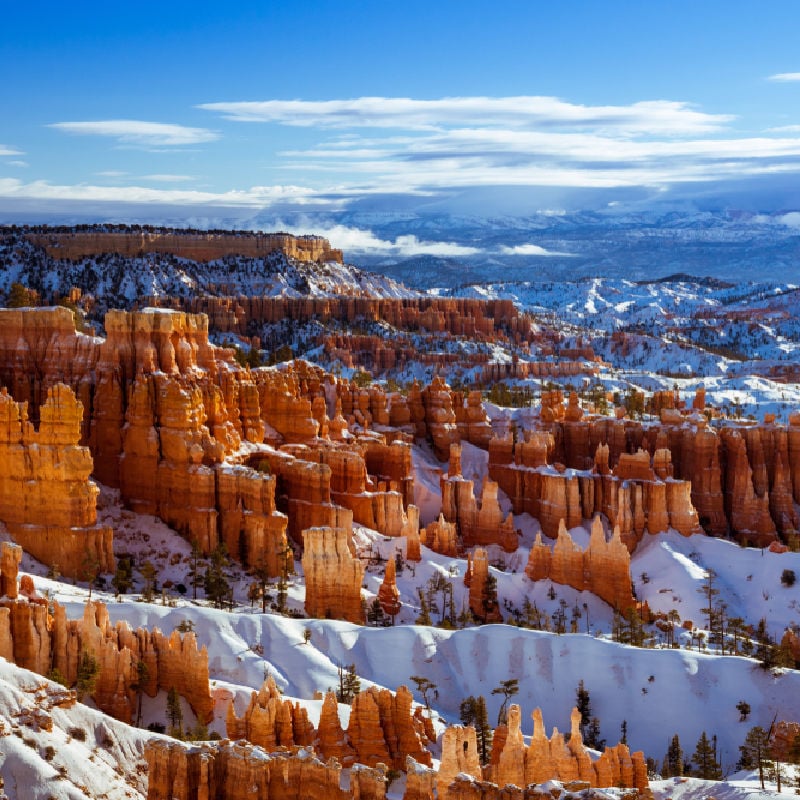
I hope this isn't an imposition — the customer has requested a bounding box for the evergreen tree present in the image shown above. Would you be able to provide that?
[410,675,437,712]
[491,678,519,725]
[132,660,149,727]
[459,695,492,764]
[203,543,231,609]
[336,663,361,704]
[367,598,386,627]
[112,557,133,597]
[481,573,498,621]
[76,649,99,701]
[576,680,592,732]
[691,731,722,779]
[620,720,628,746]
[662,734,683,778]
[167,686,184,738]
[738,726,771,789]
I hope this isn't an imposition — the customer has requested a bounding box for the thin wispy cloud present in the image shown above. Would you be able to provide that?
[767,72,800,82]
[199,96,732,136]
[49,120,219,147]
[6,160,28,168]
[0,178,327,207]
[0,145,24,157]
[140,174,195,182]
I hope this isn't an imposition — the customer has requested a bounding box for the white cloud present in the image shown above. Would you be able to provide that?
[499,243,570,256]
[767,72,800,82]
[0,178,328,207]
[6,160,28,168]
[199,96,731,136]
[140,174,195,182]
[779,212,800,228]
[95,170,129,177]
[49,120,219,147]
[274,221,480,256]
[0,145,23,157]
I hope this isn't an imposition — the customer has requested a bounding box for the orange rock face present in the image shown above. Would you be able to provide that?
[1,564,212,724]
[30,229,344,264]
[441,444,517,552]
[467,548,502,623]
[441,705,648,796]
[0,541,22,599]
[302,527,365,623]
[0,384,113,577]
[226,675,314,750]
[525,517,636,612]
[145,739,388,800]
[378,557,402,619]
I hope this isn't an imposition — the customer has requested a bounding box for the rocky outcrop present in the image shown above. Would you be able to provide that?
[525,517,636,612]
[441,705,648,794]
[302,527,365,623]
[1,565,212,724]
[442,444,517,552]
[145,739,388,800]
[0,541,22,599]
[378,557,402,620]
[0,384,113,577]
[467,548,502,623]
[226,675,314,750]
[30,229,344,264]
[421,514,459,557]
[489,433,701,547]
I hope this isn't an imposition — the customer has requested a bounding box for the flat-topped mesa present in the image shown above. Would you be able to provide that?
[0,384,113,577]
[526,517,636,612]
[28,229,344,264]
[302,526,365,623]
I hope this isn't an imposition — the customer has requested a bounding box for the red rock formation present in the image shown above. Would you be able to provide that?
[0,384,113,577]
[468,548,502,623]
[378,557,402,619]
[721,428,777,546]
[302,527,365,623]
[525,517,636,612]
[421,378,459,460]
[442,444,516,552]
[347,685,432,770]
[226,675,314,750]
[421,514,459,557]
[30,229,344,264]
[0,541,21,599]
[1,563,212,724]
[145,739,389,800]
[451,705,648,794]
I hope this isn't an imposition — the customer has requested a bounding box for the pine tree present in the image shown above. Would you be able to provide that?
[167,686,184,738]
[491,678,519,725]
[336,663,361,704]
[410,675,437,712]
[576,680,592,737]
[76,650,99,701]
[691,731,722,779]
[663,734,683,778]
[738,726,771,788]
[459,695,492,764]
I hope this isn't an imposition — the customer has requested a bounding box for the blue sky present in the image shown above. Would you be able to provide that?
[2,0,800,241]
